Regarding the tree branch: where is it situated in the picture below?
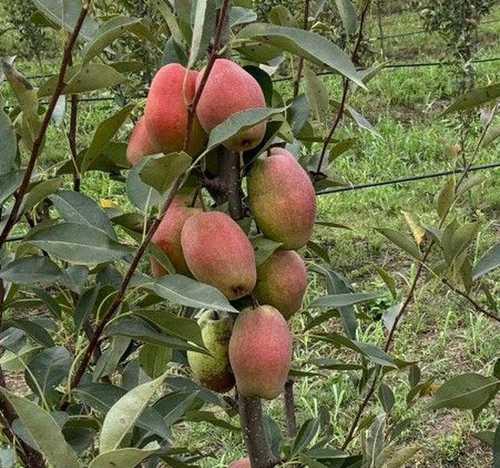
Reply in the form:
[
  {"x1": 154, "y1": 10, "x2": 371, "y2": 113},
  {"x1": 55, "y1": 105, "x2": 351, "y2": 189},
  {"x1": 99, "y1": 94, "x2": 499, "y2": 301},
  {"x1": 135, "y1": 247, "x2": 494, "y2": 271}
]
[
  {"x1": 284, "y1": 379, "x2": 298, "y2": 438},
  {"x1": 315, "y1": 0, "x2": 372, "y2": 174},
  {"x1": 0, "y1": 4, "x2": 91, "y2": 248}
]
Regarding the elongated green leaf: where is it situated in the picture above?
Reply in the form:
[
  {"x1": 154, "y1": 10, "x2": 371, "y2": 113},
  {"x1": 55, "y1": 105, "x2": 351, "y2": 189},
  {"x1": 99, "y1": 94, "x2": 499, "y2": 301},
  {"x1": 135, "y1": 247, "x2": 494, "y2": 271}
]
[
  {"x1": 430, "y1": 373, "x2": 499, "y2": 410},
  {"x1": 99, "y1": 372, "x2": 167, "y2": 453},
  {"x1": 304, "y1": 65, "x2": 329, "y2": 124},
  {"x1": 139, "y1": 152, "x2": 191, "y2": 193},
  {"x1": 126, "y1": 160, "x2": 164, "y2": 212},
  {"x1": 376, "y1": 228, "x2": 421, "y2": 260},
  {"x1": 0, "y1": 257, "x2": 62, "y2": 284},
  {"x1": 482, "y1": 124, "x2": 500, "y2": 147},
  {"x1": 436, "y1": 178, "x2": 455, "y2": 220},
  {"x1": 50, "y1": 191, "x2": 117, "y2": 239},
  {"x1": 149, "y1": 275, "x2": 238, "y2": 312},
  {"x1": 10, "y1": 318, "x2": 54, "y2": 347},
  {"x1": 230, "y1": 6, "x2": 257, "y2": 27},
  {"x1": 0, "y1": 171, "x2": 23, "y2": 205},
  {"x1": 188, "y1": 0, "x2": 216, "y2": 68},
  {"x1": 25, "y1": 223, "x2": 132, "y2": 265},
  {"x1": 206, "y1": 107, "x2": 284, "y2": 152},
  {"x1": 238, "y1": 23, "x2": 363, "y2": 86},
  {"x1": 82, "y1": 104, "x2": 135, "y2": 171},
  {"x1": 292, "y1": 418, "x2": 321, "y2": 455},
  {"x1": 311, "y1": 292, "x2": 379, "y2": 308},
  {"x1": 83, "y1": 16, "x2": 152, "y2": 64},
  {"x1": 335, "y1": 0, "x2": 358, "y2": 36},
  {"x1": 22, "y1": 178, "x2": 63, "y2": 213},
  {"x1": 105, "y1": 317, "x2": 206, "y2": 353},
  {"x1": 89, "y1": 447, "x2": 158, "y2": 468},
  {"x1": 0, "y1": 109, "x2": 17, "y2": 176},
  {"x1": 139, "y1": 344, "x2": 172, "y2": 379},
  {"x1": 31, "y1": 0, "x2": 99, "y2": 40},
  {"x1": 25, "y1": 346, "x2": 71, "y2": 400},
  {"x1": 39, "y1": 64, "x2": 125, "y2": 97},
  {"x1": 444, "y1": 83, "x2": 500, "y2": 114},
  {"x1": 473, "y1": 244, "x2": 500, "y2": 280},
  {"x1": 0, "y1": 388, "x2": 80, "y2": 468}
]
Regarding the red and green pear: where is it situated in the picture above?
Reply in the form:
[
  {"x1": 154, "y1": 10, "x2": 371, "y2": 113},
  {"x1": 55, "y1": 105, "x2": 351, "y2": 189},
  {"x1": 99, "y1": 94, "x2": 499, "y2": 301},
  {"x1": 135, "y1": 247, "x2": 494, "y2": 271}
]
[
  {"x1": 229, "y1": 458, "x2": 250, "y2": 468},
  {"x1": 254, "y1": 250, "x2": 307, "y2": 319},
  {"x1": 195, "y1": 58, "x2": 266, "y2": 152},
  {"x1": 229, "y1": 305, "x2": 292, "y2": 400},
  {"x1": 181, "y1": 211, "x2": 257, "y2": 300},
  {"x1": 144, "y1": 63, "x2": 207, "y2": 156},
  {"x1": 187, "y1": 310, "x2": 235, "y2": 393},
  {"x1": 248, "y1": 148, "x2": 316, "y2": 249},
  {"x1": 126, "y1": 116, "x2": 161, "y2": 166},
  {"x1": 151, "y1": 195, "x2": 202, "y2": 276}
]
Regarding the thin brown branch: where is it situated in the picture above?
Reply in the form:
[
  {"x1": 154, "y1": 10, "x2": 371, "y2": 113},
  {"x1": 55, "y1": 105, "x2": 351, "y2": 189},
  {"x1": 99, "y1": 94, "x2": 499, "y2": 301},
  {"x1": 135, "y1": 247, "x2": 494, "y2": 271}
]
[
  {"x1": 441, "y1": 279, "x2": 500, "y2": 323},
  {"x1": 293, "y1": 0, "x2": 310, "y2": 98},
  {"x1": 0, "y1": 4, "x2": 91, "y2": 248},
  {"x1": 68, "y1": 94, "x2": 81, "y2": 192},
  {"x1": 341, "y1": 103, "x2": 499, "y2": 449},
  {"x1": 284, "y1": 379, "x2": 298, "y2": 438},
  {"x1": 315, "y1": 0, "x2": 372, "y2": 174},
  {"x1": 63, "y1": 0, "x2": 233, "y2": 401}
]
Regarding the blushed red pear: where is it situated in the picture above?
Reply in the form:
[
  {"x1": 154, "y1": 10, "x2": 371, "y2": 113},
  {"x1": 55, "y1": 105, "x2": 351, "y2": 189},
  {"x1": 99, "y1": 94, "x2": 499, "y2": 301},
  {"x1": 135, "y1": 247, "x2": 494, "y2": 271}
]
[
  {"x1": 181, "y1": 211, "x2": 257, "y2": 300},
  {"x1": 195, "y1": 59, "x2": 266, "y2": 152},
  {"x1": 248, "y1": 148, "x2": 316, "y2": 249},
  {"x1": 229, "y1": 458, "x2": 250, "y2": 468},
  {"x1": 229, "y1": 305, "x2": 292, "y2": 400},
  {"x1": 126, "y1": 116, "x2": 161, "y2": 166}
]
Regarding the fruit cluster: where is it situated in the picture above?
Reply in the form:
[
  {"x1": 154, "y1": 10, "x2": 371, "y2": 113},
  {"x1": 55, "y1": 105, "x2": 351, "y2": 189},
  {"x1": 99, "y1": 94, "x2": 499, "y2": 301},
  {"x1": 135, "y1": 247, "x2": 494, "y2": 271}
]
[{"x1": 127, "y1": 59, "x2": 316, "y2": 403}]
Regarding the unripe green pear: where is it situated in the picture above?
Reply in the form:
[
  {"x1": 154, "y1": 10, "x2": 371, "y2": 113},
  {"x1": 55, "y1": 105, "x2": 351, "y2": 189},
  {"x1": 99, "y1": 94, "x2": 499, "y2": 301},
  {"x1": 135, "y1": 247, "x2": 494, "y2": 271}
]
[
  {"x1": 195, "y1": 58, "x2": 266, "y2": 152},
  {"x1": 229, "y1": 458, "x2": 250, "y2": 468},
  {"x1": 181, "y1": 212, "x2": 257, "y2": 300},
  {"x1": 229, "y1": 305, "x2": 292, "y2": 400},
  {"x1": 248, "y1": 148, "x2": 316, "y2": 249},
  {"x1": 254, "y1": 250, "x2": 307, "y2": 319},
  {"x1": 126, "y1": 117, "x2": 161, "y2": 166},
  {"x1": 144, "y1": 64, "x2": 207, "y2": 155},
  {"x1": 187, "y1": 310, "x2": 235, "y2": 393},
  {"x1": 151, "y1": 195, "x2": 202, "y2": 276}
]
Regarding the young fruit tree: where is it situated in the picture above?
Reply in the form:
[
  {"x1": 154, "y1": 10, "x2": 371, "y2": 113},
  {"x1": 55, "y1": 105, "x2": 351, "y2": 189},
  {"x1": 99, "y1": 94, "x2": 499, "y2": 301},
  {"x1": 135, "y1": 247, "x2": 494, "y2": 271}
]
[{"x1": 0, "y1": 0, "x2": 498, "y2": 467}]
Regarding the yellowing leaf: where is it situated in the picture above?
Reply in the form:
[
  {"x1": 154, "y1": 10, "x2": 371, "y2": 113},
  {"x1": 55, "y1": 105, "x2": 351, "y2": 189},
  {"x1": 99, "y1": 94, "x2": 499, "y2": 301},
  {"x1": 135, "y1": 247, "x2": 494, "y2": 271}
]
[
  {"x1": 402, "y1": 211, "x2": 425, "y2": 246},
  {"x1": 100, "y1": 199, "x2": 117, "y2": 209}
]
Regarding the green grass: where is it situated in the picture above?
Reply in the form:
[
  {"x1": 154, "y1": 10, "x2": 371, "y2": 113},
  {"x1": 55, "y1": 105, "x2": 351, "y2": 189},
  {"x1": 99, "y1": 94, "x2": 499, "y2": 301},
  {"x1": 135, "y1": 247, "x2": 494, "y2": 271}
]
[{"x1": 1, "y1": 5, "x2": 499, "y2": 468}]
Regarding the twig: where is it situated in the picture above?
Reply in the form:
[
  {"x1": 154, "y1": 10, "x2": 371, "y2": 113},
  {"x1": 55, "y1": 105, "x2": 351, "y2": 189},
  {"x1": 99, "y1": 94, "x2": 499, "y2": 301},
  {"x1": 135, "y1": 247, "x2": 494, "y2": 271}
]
[
  {"x1": 441, "y1": 279, "x2": 500, "y2": 323},
  {"x1": 63, "y1": 0, "x2": 233, "y2": 400},
  {"x1": 284, "y1": 379, "x2": 298, "y2": 438},
  {"x1": 293, "y1": 0, "x2": 310, "y2": 98},
  {"x1": 68, "y1": 94, "x2": 81, "y2": 192},
  {"x1": 341, "y1": 103, "x2": 499, "y2": 449},
  {"x1": 315, "y1": 0, "x2": 372, "y2": 174},
  {"x1": 0, "y1": 4, "x2": 91, "y2": 249}
]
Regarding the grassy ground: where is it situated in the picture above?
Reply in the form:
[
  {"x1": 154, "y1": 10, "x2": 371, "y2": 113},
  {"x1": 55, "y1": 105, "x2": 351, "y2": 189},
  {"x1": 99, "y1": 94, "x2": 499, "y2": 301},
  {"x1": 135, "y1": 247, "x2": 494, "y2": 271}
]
[{"x1": 1, "y1": 4, "x2": 499, "y2": 468}]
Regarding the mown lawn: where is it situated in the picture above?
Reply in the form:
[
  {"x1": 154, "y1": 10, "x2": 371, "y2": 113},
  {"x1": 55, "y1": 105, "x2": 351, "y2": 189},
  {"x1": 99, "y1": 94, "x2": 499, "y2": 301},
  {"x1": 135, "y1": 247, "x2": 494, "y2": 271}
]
[{"x1": 1, "y1": 4, "x2": 499, "y2": 467}]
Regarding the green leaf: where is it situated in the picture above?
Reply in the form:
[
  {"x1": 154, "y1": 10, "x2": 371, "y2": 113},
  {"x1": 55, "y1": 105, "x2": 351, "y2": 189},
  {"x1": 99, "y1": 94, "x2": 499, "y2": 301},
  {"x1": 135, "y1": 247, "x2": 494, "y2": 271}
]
[
  {"x1": 83, "y1": 16, "x2": 154, "y2": 64},
  {"x1": 0, "y1": 388, "x2": 80, "y2": 468},
  {"x1": 363, "y1": 414, "x2": 385, "y2": 467},
  {"x1": 188, "y1": 0, "x2": 216, "y2": 68},
  {"x1": 22, "y1": 178, "x2": 63, "y2": 213},
  {"x1": 482, "y1": 124, "x2": 500, "y2": 148},
  {"x1": 73, "y1": 383, "x2": 169, "y2": 439},
  {"x1": 378, "y1": 383, "x2": 395, "y2": 413},
  {"x1": 50, "y1": 191, "x2": 117, "y2": 240},
  {"x1": 443, "y1": 83, "x2": 500, "y2": 114},
  {"x1": 473, "y1": 243, "x2": 500, "y2": 280},
  {"x1": 99, "y1": 372, "x2": 167, "y2": 453},
  {"x1": 375, "y1": 266, "x2": 397, "y2": 299},
  {"x1": 31, "y1": 0, "x2": 99, "y2": 41},
  {"x1": 230, "y1": 6, "x2": 257, "y2": 27},
  {"x1": 304, "y1": 65, "x2": 330, "y2": 124},
  {"x1": 442, "y1": 222, "x2": 479, "y2": 265},
  {"x1": 126, "y1": 160, "x2": 164, "y2": 212},
  {"x1": 10, "y1": 318, "x2": 54, "y2": 347},
  {"x1": 74, "y1": 286, "x2": 100, "y2": 332},
  {"x1": 135, "y1": 309, "x2": 204, "y2": 348},
  {"x1": 335, "y1": 0, "x2": 358, "y2": 36},
  {"x1": 149, "y1": 275, "x2": 238, "y2": 312},
  {"x1": 252, "y1": 236, "x2": 282, "y2": 266},
  {"x1": 376, "y1": 228, "x2": 421, "y2": 260},
  {"x1": 153, "y1": 0, "x2": 185, "y2": 46},
  {"x1": 25, "y1": 223, "x2": 133, "y2": 265},
  {"x1": 89, "y1": 448, "x2": 158, "y2": 468},
  {"x1": 436, "y1": 178, "x2": 455, "y2": 220},
  {"x1": 38, "y1": 64, "x2": 125, "y2": 97},
  {"x1": 0, "y1": 109, "x2": 17, "y2": 176},
  {"x1": 105, "y1": 317, "x2": 206, "y2": 354},
  {"x1": 139, "y1": 152, "x2": 191, "y2": 193},
  {"x1": 430, "y1": 373, "x2": 499, "y2": 410},
  {"x1": 237, "y1": 23, "x2": 364, "y2": 86},
  {"x1": 206, "y1": 107, "x2": 285, "y2": 152},
  {"x1": 268, "y1": 6, "x2": 297, "y2": 27},
  {"x1": 82, "y1": 104, "x2": 135, "y2": 171},
  {"x1": 0, "y1": 257, "x2": 62, "y2": 284},
  {"x1": 139, "y1": 344, "x2": 172, "y2": 379},
  {"x1": 292, "y1": 418, "x2": 320, "y2": 455},
  {"x1": 0, "y1": 171, "x2": 23, "y2": 205},
  {"x1": 25, "y1": 346, "x2": 71, "y2": 400},
  {"x1": 311, "y1": 292, "x2": 379, "y2": 308}
]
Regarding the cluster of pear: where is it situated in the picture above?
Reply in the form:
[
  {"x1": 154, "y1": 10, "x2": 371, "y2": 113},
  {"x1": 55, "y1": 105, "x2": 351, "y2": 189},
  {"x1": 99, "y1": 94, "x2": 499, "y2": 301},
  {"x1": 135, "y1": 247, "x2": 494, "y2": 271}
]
[{"x1": 127, "y1": 59, "x2": 316, "y2": 404}]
